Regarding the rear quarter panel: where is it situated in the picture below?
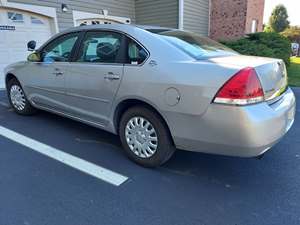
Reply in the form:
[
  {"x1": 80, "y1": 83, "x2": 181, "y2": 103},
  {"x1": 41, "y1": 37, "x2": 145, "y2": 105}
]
[
  {"x1": 112, "y1": 59, "x2": 241, "y2": 136},
  {"x1": 115, "y1": 28, "x2": 242, "y2": 118}
]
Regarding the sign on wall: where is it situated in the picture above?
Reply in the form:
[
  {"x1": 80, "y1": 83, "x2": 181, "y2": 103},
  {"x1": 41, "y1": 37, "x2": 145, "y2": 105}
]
[{"x1": 0, "y1": 25, "x2": 16, "y2": 31}]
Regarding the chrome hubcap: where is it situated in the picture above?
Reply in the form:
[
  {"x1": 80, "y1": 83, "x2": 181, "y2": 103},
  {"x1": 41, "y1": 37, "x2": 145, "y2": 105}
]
[
  {"x1": 10, "y1": 85, "x2": 26, "y2": 111},
  {"x1": 125, "y1": 117, "x2": 158, "y2": 158}
]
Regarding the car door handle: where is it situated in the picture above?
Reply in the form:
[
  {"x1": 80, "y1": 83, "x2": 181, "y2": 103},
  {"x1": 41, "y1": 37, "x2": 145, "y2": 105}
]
[
  {"x1": 104, "y1": 73, "x2": 120, "y2": 81},
  {"x1": 53, "y1": 68, "x2": 64, "y2": 76},
  {"x1": 53, "y1": 71, "x2": 64, "y2": 76}
]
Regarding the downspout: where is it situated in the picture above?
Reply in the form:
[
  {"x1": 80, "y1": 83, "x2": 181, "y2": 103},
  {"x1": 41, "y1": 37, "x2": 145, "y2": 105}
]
[
  {"x1": 178, "y1": 0, "x2": 184, "y2": 30},
  {"x1": 208, "y1": 0, "x2": 211, "y2": 36}
]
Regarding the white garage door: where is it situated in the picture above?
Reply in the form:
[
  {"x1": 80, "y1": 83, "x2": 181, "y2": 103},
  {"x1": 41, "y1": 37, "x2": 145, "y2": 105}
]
[{"x1": 0, "y1": 8, "x2": 52, "y2": 88}]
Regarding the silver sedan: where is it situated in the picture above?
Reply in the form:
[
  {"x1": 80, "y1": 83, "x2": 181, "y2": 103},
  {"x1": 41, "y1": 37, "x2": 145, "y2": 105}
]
[{"x1": 4, "y1": 24, "x2": 296, "y2": 167}]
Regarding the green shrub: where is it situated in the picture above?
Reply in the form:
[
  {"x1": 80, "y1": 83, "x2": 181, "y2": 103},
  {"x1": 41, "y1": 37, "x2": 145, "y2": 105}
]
[{"x1": 222, "y1": 32, "x2": 291, "y2": 65}]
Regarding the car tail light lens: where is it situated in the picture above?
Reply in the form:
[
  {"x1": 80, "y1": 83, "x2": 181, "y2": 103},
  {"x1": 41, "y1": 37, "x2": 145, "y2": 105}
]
[{"x1": 213, "y1": 67, "x2": 264, "y2": 105}]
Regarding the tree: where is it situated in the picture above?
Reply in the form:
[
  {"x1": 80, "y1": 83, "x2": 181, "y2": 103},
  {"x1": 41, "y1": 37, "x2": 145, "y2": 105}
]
[
  {"x1": 263, "y1": 24, "x2": 273, "y2": 33},
  {"x1": 268, "y1": 4, "x2": 290, "y2": 33},
  {"x1": 281, "y1": 26, "x2": 300, "y2": 43}
]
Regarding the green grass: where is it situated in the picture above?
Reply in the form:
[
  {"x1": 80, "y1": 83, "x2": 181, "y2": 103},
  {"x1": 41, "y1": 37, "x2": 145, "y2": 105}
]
[{"x1": 288, "y1": 57, "x2": 300, "y2": 87}]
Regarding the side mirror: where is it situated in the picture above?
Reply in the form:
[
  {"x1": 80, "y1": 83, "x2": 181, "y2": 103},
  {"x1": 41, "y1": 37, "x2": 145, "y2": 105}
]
[
  {"x1": 27, "y1": 40, "x2": 36, "y2": 51},
  {"x1": 27, "y1": 52, "x2": 41, "y2": 62}
]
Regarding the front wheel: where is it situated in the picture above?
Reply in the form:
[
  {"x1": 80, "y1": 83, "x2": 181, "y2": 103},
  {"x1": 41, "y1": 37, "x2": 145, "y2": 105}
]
[
  {"x1": 119, "y1": 106, "x2": 175, "y2": 167},
  {"x1": 7, "y1": 78, "x2": 37, "y2": 115}
]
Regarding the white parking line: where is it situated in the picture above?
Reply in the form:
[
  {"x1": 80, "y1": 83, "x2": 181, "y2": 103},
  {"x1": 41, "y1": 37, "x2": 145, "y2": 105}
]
[{"x1": 0, "y1": 126, "x2": 128, "y2": 186}]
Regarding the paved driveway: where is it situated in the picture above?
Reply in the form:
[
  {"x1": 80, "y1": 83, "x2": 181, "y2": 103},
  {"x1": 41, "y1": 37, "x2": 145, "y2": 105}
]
[
  {"x1": 0, "y1": 89, "x2": 299, "y2": 225},
  {"x1": 0, "y1": 74, "x2": 5, "y2": 89}
]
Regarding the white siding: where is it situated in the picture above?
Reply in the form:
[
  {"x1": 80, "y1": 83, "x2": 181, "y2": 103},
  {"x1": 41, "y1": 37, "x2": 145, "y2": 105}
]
[
  {"x1": 183, "y1": 0, "x2": 209, "y2": 35},
  {"x1": 135, "y1": 0, "x2": 178, "y2": 28},
  {"x1": 8, "y1": 0, "x2": 135, "y2": 31}
]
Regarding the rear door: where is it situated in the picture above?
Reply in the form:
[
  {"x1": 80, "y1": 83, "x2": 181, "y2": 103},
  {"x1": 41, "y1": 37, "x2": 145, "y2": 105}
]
[{"x1": 64, "y1": 31, "x2": 125, "y2": 126}]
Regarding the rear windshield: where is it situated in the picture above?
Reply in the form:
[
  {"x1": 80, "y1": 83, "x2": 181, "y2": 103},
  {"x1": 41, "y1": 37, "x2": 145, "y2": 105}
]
[{"x1": 150, "y1": 30, "x2": 238, "y2": 59}]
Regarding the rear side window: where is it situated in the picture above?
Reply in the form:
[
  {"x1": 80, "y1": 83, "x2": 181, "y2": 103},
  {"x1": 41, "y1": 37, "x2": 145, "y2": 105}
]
[
  {"x1": 76, "y1": 31, "x2": 123, "y2": 64},
  {"x1": 126, "y1": 39, "x2": 148, "y2": 65},
  {"x1": 154, "y1": 30, "x2": 237, "y2": 59}
]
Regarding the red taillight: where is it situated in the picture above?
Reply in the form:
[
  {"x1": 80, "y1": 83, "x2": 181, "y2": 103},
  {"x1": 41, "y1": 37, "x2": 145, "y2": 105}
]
[{"x1": 213, "y1": 67, "x2": 264, "y2": 105}]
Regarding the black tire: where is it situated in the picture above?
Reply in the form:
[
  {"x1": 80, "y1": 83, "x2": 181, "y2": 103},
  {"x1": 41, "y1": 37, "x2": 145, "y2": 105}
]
[
  {"x1": 119, "y1": 106, "x2": 175, "y2": 167},
  {"x1": 7, "y1": 78, "x2": 37, "y2": 115}
]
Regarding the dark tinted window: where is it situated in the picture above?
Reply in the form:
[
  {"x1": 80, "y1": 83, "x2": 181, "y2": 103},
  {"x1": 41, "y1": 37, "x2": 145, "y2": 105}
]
[
  {"x1": 76, "y1": 31, "x2": 123, "y2": 64},
  {"x1": 152, "y1": 30, "x2": 237, "y2": 59}
]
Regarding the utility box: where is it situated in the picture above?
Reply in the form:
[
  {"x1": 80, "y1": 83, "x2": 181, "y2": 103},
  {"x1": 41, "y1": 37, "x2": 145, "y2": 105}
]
[{"x1": 291, "y1": 43, "x2": 299, "y2": 56}]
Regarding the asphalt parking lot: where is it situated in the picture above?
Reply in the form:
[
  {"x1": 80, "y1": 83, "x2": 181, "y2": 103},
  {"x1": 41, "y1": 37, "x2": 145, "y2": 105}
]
[{"x1": 0, "y1": 88, "x2": 299, "y2": 225}]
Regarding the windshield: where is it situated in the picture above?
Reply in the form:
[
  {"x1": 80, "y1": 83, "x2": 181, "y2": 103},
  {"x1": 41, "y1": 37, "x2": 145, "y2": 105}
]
[{"x1": 152, "y1": 30, "x2": 237, "y2": 59}]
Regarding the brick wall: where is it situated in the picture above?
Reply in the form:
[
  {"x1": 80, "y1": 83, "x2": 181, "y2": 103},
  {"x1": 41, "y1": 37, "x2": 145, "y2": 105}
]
[{"x1": 209, "y1": 0, "x2": 265, "y2": 41}]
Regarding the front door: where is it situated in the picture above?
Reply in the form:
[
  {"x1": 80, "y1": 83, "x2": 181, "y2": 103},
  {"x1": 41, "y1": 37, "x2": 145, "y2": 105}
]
[
  {"x1": 25, "y1": 32, "x2": 80, "y2": 111},
  {"x1": 65, "y1": 31, "x2": 125, "y2": 126}
]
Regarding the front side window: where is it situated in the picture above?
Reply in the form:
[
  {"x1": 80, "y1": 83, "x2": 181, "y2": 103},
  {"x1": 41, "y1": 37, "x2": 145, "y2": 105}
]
[
  {"x1": 151, "y1": 30, "x2": 237, "y2": 59},
  {"x1": 76, "y1": 31, "x2": 123, "y2": 64},
  {"x1": 8, "y1": 12, "x2": 24, "y2": 23},
  {"x1": 42, "y1": 33, "x2": 79, "y2": 62},
  {"x1": 126, "y1": 39, "x2": 148, "y2": 65}
]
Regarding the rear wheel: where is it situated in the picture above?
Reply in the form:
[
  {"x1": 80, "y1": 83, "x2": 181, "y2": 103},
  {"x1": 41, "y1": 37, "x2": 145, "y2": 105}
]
[
  {"x1": 7, "y1": 78, "x2": 37, "y2": 115},
  {"x1": 119, "y1": 106, "x2": 175, "y2": 167}
]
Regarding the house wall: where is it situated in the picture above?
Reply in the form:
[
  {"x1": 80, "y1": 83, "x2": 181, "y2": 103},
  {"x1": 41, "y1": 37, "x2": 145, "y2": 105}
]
[
  {"x1": 210, "y1": 0, "x2": 265, "y2": 40},
  {"x1": 209, "y1": 0, "x2": 248, "y2": 41},
  {"x1": 245, "y1": 0, "x2": 265, "y2": 33},
  {"x1": 8, "y1": 0, "x2": 258, "y2": 39},
  {"x1": 135, "y1": 0, "x2": 178, "y2": 28},
  {"x1": 8, "y1": 0, "x2": 136, "y2": 31},
  {"x1": 183, "y1": 0, "x2": 209, "y2": 36}
]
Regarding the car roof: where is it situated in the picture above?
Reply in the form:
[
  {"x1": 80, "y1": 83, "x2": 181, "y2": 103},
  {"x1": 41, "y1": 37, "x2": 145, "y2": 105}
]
[
  {"x1": 61, "y1": 24, "x2": 175, "y2": 34},
  {"x1": 38, "y1": 24, "x2": 177, "y2": 52}
]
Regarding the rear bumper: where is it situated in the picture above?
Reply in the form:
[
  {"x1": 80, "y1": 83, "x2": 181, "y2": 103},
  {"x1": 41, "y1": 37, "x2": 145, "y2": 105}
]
[{"x1": 172, "y1": 87, "x2": 296, "y2": 157}]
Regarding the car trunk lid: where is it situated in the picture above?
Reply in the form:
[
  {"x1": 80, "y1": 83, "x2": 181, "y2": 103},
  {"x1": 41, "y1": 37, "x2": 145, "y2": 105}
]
[{"x1": 209, "y1": 55, "x2": 288, "y2": 101}]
